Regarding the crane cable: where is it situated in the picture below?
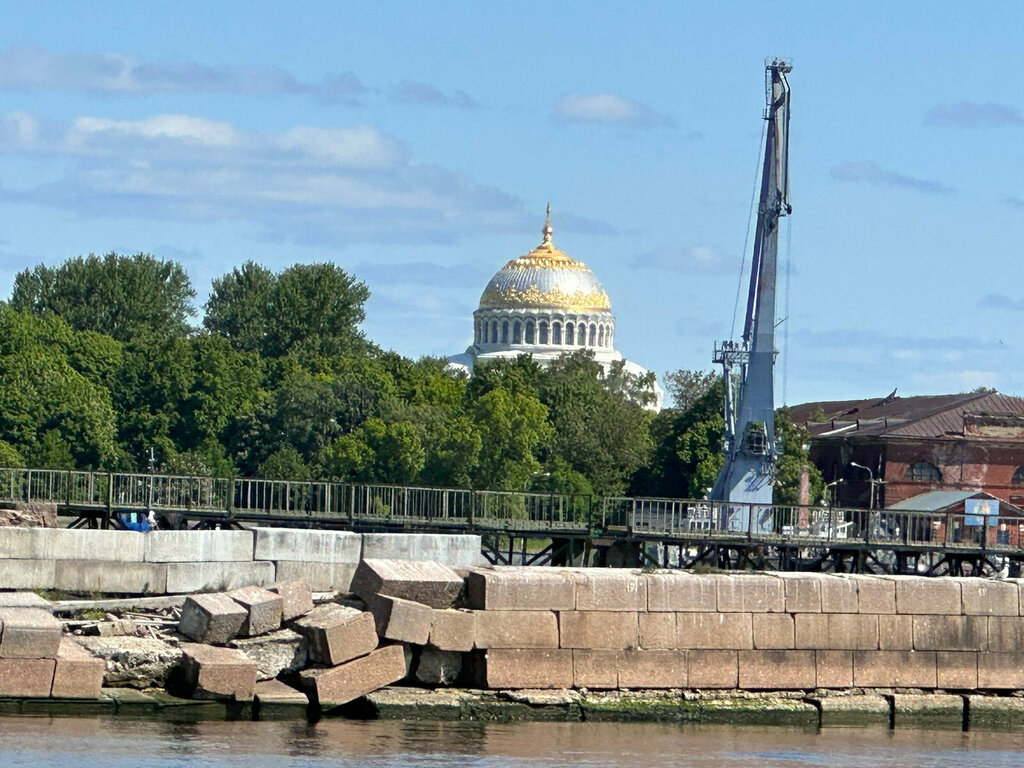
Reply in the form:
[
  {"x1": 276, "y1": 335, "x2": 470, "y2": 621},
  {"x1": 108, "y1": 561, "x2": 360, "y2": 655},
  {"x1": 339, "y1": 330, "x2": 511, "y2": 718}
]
[
  {"x1": 782, "y1": 212, "x2": 793, "y2": 406},
  {"x1": 730, "y1": 119, "x2": 768, "y2": 341}
]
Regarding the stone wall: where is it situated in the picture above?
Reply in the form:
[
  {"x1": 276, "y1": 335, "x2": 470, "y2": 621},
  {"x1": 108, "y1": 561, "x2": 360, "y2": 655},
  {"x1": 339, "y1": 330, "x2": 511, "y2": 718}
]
[
  {"x1": 0, "y1": 527, "x2": 482, "y2": 594},
  {"x1": 466, "y1": 569, "x2": 1024, "y2": 692}
]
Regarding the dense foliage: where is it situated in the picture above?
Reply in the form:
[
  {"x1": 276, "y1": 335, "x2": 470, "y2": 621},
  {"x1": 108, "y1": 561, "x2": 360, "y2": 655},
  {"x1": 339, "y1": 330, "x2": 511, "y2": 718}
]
[{"x1": 0, "y1": 252, "x2": 815, "y2": 504}]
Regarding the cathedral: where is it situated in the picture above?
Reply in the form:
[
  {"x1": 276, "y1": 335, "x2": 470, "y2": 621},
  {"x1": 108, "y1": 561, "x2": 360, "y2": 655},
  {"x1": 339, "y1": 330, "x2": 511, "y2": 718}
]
[{"x1": 448, "y1": 207, "x2": 664, "y2": 409}]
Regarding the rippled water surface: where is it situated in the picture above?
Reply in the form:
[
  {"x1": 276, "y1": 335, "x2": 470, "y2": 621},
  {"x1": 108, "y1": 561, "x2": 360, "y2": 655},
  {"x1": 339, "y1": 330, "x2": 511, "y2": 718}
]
[{"x1": 2, "y1": 717, "x2": 1024, "y2": 768}]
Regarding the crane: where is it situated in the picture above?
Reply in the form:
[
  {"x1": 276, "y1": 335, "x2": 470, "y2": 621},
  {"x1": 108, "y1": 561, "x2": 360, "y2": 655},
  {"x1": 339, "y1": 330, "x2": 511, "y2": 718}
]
[{"x1": 711, "y1": 59, "x2": 792, "y2": 533}]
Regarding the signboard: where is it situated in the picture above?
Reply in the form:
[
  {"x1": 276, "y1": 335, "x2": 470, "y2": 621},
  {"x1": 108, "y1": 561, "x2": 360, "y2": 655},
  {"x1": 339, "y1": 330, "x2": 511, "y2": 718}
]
[{"x1": 965, "y1": 498, "x2": 1000, "y2": 527}]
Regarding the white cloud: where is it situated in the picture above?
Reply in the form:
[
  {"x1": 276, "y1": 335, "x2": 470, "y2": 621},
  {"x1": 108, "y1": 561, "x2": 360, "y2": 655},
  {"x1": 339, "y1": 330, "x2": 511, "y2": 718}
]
[
  {"x1": 277, "y1": 126, "x2": 406, "y2": 169},
  {"x1": 632, "y1": 245, "x2": 736, "y2": 274},
  {"x1": 554, "y1": 93, "x2": 669, "y2": 128},
  {"x1": 70, "y1": 115, "x2": 239, "y2": 147}
]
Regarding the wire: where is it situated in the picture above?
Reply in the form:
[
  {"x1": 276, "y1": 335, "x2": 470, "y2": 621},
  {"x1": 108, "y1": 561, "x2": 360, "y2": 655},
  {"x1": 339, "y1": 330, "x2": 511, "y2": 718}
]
[
  {"x1": 782, "y1": 212, "x2": 793, "y2": 406},
  {"x1": 731, "y1": 119, "x2": 768, "y2": 341}
]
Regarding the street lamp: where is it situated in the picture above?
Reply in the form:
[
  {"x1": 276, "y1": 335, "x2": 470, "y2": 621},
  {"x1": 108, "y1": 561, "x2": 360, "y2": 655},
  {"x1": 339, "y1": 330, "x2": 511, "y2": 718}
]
[
  {"x1": 850, "y1": 461, "x2": 877, "y2": 510},
  {"x1": 823, "y1": 478, "x2": 844, "y2": 507}
]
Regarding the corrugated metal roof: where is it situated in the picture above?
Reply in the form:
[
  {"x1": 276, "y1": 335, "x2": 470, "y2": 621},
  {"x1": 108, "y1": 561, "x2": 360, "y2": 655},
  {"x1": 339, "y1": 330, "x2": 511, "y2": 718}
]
[{"x1": 887, "y1": 490, "x2": 982, "y2": 511}]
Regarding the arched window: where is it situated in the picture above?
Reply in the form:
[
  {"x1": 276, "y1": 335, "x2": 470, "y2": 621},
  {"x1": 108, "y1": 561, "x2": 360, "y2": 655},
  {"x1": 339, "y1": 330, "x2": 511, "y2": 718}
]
[
  {"x1": 589, "y1": 324, "x2": 597, "y2": 346},
  {"x1": 539, "y1": 321, "x2": 549, "y2": 345},
  {"x1": 1013, "y1": 467, "x2": 1024, "y2": 485},
  {"x1": 491, "y1": 321, "x2": 498, "y2": 343},
  {"x1": 501, "y1": 321, "x2": 509, "y2": 344},
  {"x1": 525, "y1": 320, "x2": 535, "y2": 344},
  {"x1": 553, "y1": 321, "x2": 562, "y2": 345},
  {"x1": 906, "y1": 461, "x2": 942, "y2": 483},
  {"x1": 565, "y1": 322, "x2": 575, "y2": 346},
  {"x1": 598, "y1": 326, "x2": 606, "y2": 347},
  {"x1": 513, "y1": 321, "x2": 522, "y2": 344}
]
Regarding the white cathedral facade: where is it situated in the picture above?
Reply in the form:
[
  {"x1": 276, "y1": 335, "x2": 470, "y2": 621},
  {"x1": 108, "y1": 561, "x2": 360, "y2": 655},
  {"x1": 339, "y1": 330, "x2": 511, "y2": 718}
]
[{"x1": 448, "y1": 208, "x2": 664, "y2": 409}]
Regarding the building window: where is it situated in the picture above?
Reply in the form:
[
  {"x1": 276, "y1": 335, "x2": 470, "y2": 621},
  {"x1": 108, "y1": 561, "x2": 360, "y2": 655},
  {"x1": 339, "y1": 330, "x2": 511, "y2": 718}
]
[
  {"x1": 539, "y1": 321, "x2": 549, "y2": 345},
  {"x1": 566, "y1": 323, "x2": 575, "y2": 346},
  {"x1": 598, "y1": 325, "x2": 606, "y2": 347},
  {"x1": 589, "y1": 324, "x2": 597, "y2": 346},
  {"x1": 906, "y1": 461, "x2": 942, "y2": 483},
  {"x1": 525, "y1": 320, "x2": 535, "y2": 344},
  {"x1": 1013, "y1": 467, "x2": 1024, "y2": 485},
  {"x1": 501, "y1": 321, "x2": 509, "y2": 344},
  {"x1": 513, "y1": 321, "x2": 522, "y2": 344},
  {"x1": 491, "y1": 321, "x2": 498, "y2": 343},
  {"x1": 553, "y1": 322, "x2": 562, "y2": 345}
]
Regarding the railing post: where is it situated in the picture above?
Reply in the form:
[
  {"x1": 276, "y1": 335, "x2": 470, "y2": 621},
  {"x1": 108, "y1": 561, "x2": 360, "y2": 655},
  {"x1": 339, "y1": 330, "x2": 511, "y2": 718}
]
[{"x1": 105, "y1": 471, "x2": 113, "y2": 528}]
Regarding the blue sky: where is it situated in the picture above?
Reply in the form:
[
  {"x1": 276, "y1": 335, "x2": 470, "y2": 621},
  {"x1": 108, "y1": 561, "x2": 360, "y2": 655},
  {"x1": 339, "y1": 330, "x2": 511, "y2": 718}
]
[{"x1": 2, "y1": 1, "x2": 1023, "y2": 405}]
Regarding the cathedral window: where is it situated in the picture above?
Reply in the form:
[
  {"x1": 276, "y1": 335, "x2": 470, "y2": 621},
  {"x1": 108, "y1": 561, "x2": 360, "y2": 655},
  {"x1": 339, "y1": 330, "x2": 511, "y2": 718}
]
[
  {"x1": 501, "y1": 321, "x2": 509, "y2": 344},
  {"x1": 513, "y1": 321, "x2": 522, "y2": 344},
  {"x1": 598, "y1": 326, "x2": 606, "y2": 347},
  {"x1": 553, "y1": 322, "x2": 562, "y2": 345},
  {"x1": 491, "y1": 321, "x2": 498, "y2": 343},
  {"x1": 566, "y1": 323, "x2": 575, "y2": 346},
  {"x1": 525, "y1": 320, "x2": 535, "y2": 344},
  {"x1": 589, "y1": 324, "x2": 597, "y2": 346},
  {"x1": 906, "y1": 461, "x2": 942, "y2": 483},
  {"x1": 539, "y1": 321, "x2": 549, "y2": 345}
]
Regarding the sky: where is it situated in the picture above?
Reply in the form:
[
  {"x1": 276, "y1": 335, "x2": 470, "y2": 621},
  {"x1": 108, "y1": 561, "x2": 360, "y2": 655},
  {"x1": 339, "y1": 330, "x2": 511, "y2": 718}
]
[{"x1": 2, "y1": 1, "x2": 1024, "y2": 406}]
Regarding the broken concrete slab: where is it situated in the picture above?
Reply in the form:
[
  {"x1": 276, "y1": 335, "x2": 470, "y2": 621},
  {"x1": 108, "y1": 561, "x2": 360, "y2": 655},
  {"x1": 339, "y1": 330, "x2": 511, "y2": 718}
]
[
  {"x1": 267, "y1": 579, "x2": 314, "y2": 621},
  {"x1": 291, "y1": 603, "x2": 378, "y2": 666},
  {"x1": 228, "y1": 628, "x2": 307, "y2": 681},
  {"x1": 227, "y1": 585, "x2": 283, "y2": 637},
  {"x1": 178, "y1": 593, "x2": 247, "y2": 644},
  {"x1": 351, "y1": 559, "x2": 464, "y2": 608},
  {"x1": 77, "y1": 635, "x2": 183, "y2": 689},
  {"x1": 177, "y1": 643, "x2": 257, "y2": 701},
  {"x1": 415, "y1": 647, "x2": 462, "y2": 686}
]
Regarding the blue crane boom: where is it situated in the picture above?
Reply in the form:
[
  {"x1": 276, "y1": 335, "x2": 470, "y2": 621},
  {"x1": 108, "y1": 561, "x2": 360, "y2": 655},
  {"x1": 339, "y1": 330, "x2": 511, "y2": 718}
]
[{"x1": 711, "y1": 60, "x2": 792, "y2": 532}]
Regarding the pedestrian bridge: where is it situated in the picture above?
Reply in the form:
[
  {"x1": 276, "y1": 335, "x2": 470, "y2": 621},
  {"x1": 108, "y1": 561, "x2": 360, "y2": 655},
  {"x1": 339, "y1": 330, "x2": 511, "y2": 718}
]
[{"x1": 0, "y1": 467, "x2": 1015, "y2": 576}]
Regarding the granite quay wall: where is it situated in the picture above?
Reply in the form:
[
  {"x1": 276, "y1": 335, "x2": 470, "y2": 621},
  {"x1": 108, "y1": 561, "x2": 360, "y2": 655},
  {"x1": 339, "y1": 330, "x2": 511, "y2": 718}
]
[
  {"x1": 0, "y1": 528, "x2": 483, "y2": 594},
  {"x1": 462, "y1": 569, "x2": 1024, "y2": 693}
]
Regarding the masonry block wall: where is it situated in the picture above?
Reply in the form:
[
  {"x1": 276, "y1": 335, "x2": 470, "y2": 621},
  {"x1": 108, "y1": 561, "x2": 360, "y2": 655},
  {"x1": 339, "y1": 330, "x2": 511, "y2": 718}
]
[
  {"x1": 467, "y1": 569, "x2": 1024, "y2": 691},
  {"x1": 0, "y1": 528, "x2": 482, "y2": 594}
]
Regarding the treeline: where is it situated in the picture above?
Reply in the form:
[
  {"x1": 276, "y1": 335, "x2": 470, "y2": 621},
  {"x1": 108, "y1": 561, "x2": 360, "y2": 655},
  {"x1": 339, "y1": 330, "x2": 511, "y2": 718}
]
[{"x1": 0, "y1": 252, "x2": 820, "y2": 501}]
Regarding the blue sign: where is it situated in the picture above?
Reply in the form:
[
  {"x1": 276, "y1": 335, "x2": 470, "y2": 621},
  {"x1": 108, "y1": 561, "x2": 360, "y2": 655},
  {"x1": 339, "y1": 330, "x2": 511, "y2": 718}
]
[{"x1": 965, "y1": 498, "x2": 1000, "y2": 527}]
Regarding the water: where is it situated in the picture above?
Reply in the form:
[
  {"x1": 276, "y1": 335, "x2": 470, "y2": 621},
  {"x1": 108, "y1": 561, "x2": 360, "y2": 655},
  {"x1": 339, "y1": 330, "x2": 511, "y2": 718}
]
[{"x1": 2, "y1": 717, "x2": 1024, "y2": 768}]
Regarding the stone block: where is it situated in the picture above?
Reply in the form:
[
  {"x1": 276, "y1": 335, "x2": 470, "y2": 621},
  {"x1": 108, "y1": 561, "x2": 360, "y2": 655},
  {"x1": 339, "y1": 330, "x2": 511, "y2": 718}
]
[
  {"x1": 894, "y1": 577, "x2": 961, "y2": 615},
  {"x1": 0, "y1": 607, "x2": 62, "y2": 658},
  {"x1": 716, "y1": 575, "x2": 784, "y2": 613},
  {"x1": 794, "y1": 614, "x2": 829, "y2": 649},
  {"x1": 820, "y1": 577, "x2": 858, "y2": 613},
  {"x1": 415, "y1": 647, "x2": 462, "y2": 686},
  {"x1": 144, "y1": 530, "x2": 254, "y2": 563},
  {"x1": 165, "y1": 561, "x2": 275, "y2": 593},
  {"x1": 178, "y1": 593, "x2": 247, "y2": 644},
  {"x1": 254, "y1": 679, "x2": 308, "y2": 719},
  {"x1": 813, "y1": 694, "x2": 890, "y2": 726},
  {"x1": 0, "y1": 658, "x2": 55, "y2": 697},
  {"x1": 0, "y1": 561, "x2": 56, "y2": 591},
  {"x1": 228, "y1": 628, "x2": 307, "y2": 681},
  {"x1": 291, "y1": 604, "x2": 378, "y2": 666},
  {"x1": 273, "y1": 561, "x2": 356, "y2": 593},
  {"x1": 968, "y1": 695, "x2": 1024, "y2": 730},
  {"x1": 559, "y1": 611, "x2": 638, "y2": 650},
  {"x1": 618, "y1": 649, "x2": 687, "y2": 688},
  {"x1": 638, "y1": 612, "x2": 676, "y2": 650},
  {"x1": 892, "y1": 693, "x2": 964, "y2": 728},
  {"x1": 369, "y1": 595, "x2": 433, "y2": 645},
  {"x1": 752, "y1": 613, "x2": 794, "y2": 649},
  {"x1": 828, "y1": 613, "x2": 879, "y2": 650},
  {"x1": 267, "y1": 580, "x2": 314, "y2": 621},
  {"x1": 465, "y1": 567, "x2": 574, "y2": 611},
  {"x1": 178, "y1": 643, "x2": 257, "y2": 700},
  {"x1": 0, "y1": 527, "x2": 35, "y2": 558},
  {"x1": 912, "y1": 615, "x2": 987, "y2": 651},
  {"x1": 572, "y1": 569, "x2": 646, "y2": 611},
  {"x1": 738, "y1": 650, "x2": 816, "y2": 689},
  {"x1": 815, "y1": 650, "x2": 853, "y2": 688},
  {"x1": 646, "y1": 573, "x2": 716, "y2": 612},
  {"x1": 676, "y1": 612, "x2": 752, "y2": 649},
  {"x1": 352, "y1": 559, "x2": 463, "y2": 609},
  {"x1": 254, "y1": 528, "x2": 361, "y2": 564},
  {"x1": 54, "y1": 560, "x2": 167, "y2": 594},
  {"x1": 300, "y1": 644, "x2": 409, "y2": 709},
  {"x1": 51, "y1": 637, "x2": 105, "y2": 698},
  {"x1": 936, "y1": 651, "x2": 978, "y2": 689},
  {"x1": 978, "y1": 652, "x2": 1024, "y2": 689},
  {"x1": 957, "y1": 579, "x2": 1018, "y2": 616},
  {"x1": 483, "y1": 648, "x2": 573, "y2": 689},
  {"x1": 853, "y1": 650, "x2": 937, "y2": 688},
  {"x1": 361, "y1": 533, "x2": 482, "y2": 566},
  {"x1": 0, "y1": 592, "x2": 53, "y2": 612},
  {"x1": 76, "y1": 636, "x2": 182, "y2": 689},
  {"x1": 573, "y1": 649, "x2": 620, "y2": 688},
  {"x1": 988, "y1": 616, "x2": 1024, "y2": 652},
  {"x1": 32, "y1": 528, "x2": 146, "y2": 562},
  {"x1": 227, "y1": 585, "x2": 283, "y2": 636},
  {"x1": 878, "y1": 614, "x2": 914, "y2": 650},
  {"x1": 846, "y1": 575, "x2": 896, "y2": 614},
  {"x1": 687, "y1": 649, "x2": 738, "y2": 688},
  {"x1": 429, "y1": 609, "x2": 476, "y2": 651},
  {"x1": 775, "y1": 573, "x2": 822, "y2": 613},
  {"x1": 474, "y1": 610, "x2": 558, "y2": 649}
]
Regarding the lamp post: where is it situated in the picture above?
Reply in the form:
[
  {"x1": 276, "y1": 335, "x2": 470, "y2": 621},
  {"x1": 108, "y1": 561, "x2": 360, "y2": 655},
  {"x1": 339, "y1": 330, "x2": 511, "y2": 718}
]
[{"x1": 850, "y1": 461, "x2": 877, "y2": 510}]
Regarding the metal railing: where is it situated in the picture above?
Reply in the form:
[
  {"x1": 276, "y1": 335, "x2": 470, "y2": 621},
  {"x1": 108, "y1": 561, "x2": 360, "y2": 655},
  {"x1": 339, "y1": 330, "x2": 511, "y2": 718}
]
[{"x1": 0, "y1": 467, "x2": 1018, "y2": 554}]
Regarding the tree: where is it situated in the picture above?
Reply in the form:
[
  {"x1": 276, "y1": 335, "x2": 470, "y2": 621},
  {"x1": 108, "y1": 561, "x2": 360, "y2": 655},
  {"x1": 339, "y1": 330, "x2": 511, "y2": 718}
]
[
  {"x1": 324, "y1": 418, "x2": 425, "y2": 484},
  {"x1": 11, "y1": 253, "x2": 195, "y2": 341},
  {"x1": 205, "y1": 262, "x2": 371, "y2": 360},
  {"x1": 664, "y1": 369, "x2": 718, "y2": 411},
  {"x1": 774, "y1": 408, "x2": 824, "y2": 506},
  {"x1": 472, "y1": 388, "x2": 551, "y2": 491}
]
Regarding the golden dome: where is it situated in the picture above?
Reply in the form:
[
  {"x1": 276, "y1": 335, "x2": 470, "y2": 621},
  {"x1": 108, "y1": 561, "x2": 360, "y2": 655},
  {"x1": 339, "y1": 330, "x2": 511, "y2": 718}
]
[{"x1": 478, "y1": 206, "x2": 612, "y2": 313}]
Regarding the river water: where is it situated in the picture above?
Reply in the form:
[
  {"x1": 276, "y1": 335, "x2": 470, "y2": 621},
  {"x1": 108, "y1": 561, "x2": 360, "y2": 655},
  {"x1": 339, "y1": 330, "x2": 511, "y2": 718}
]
[{"x1": 2, "y1": 717, "x2": 1024, "y2": 767}]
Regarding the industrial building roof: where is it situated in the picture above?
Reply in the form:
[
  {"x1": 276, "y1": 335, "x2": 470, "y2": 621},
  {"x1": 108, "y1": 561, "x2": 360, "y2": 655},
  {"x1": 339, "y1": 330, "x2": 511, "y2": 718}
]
[{"x1": 887, "y1": 490, "x2": 1024, "y2": 516}]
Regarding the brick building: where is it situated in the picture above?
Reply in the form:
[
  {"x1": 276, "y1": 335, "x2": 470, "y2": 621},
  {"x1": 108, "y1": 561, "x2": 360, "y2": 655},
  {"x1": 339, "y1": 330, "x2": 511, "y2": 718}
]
[{"x1": 789, "y1": 391, "x2": 1024, "y2": 509}]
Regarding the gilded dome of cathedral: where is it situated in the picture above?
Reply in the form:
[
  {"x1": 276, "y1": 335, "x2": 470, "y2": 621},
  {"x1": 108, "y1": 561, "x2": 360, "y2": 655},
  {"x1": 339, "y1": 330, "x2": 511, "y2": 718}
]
[{"x1": 478, "y1": 206, "x2": 612, "y2": 313}]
